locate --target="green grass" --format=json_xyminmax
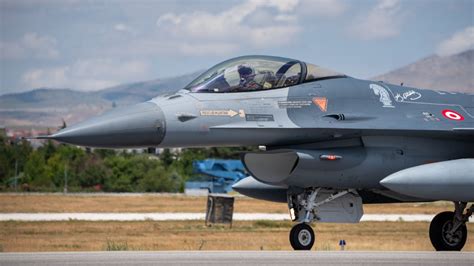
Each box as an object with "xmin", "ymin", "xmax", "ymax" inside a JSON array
[
  {"xmin": 104, "ymin": 239, "xmax": 129, "ymax": 251},
  {"xmin": 253, "ymin": 220, "xmax": 291, "ymax": 228}
]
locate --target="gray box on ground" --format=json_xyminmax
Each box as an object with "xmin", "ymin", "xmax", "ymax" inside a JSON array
[{"xmin": 205, "ymin": 194, "xmax": 234, "ymax": 226}]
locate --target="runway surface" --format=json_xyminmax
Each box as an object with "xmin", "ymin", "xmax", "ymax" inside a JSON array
[
  {"xmin": 2, "ymin": 213, "xmax": 472, "ymax": 222},
  {"xmin": 1, "ymin": 251, "xmax": 473, "ymax": 266}
]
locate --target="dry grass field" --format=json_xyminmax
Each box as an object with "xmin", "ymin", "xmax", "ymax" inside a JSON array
[
  {"xmin": 1, "ymin": 193, "xmax": 470, "ymax": 252},
  {"xmin": 0, "ymin": 193, "xmax": 453, "ymax": 214},
  {"xmin": 0, "ymin": 220, "xmax": 472, "ymax": 252}
]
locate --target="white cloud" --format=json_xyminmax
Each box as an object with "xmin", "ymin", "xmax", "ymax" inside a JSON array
[
  {"xmin": 263, "ymin": 0, "xmax": 300, "ymax": 12},
  {"xmin": 177, "ymin": 42, "xmax": 240, "ymax": 56},
  {"xmin": 0, "ymin": 33, "xmax": 59, "ymax": 60},
  {"xmin": 102, "ymin": 0, "xmax": 347, "ymax": 58},
  {"xmin": 157, "ymin": 13, "xmax": 182, "ymax": 25},
  {"xmin": 274, "ymin": 14, "xmax": 297, "ymax": 23},
  {"xmin": 155, "ymin": 0, "xmax": 302, "ymax": 55},
  {"xmin": 114, "ymin": 23, "xmax": 134, "ymax": 33},
  {"xmin": 21, "ymin": 58, "xmax": 151, "ymax": 91},
  {"xmin": 0, "ymin": 41, "xmax": 25, "ymax": 59},
  {"xmin": 299, "ymin": 0, "xmax": 347, "ymax": 17},
  {"xmin": 22, "ymin": 33, "xmax": 59, "ymax": 59},
  {"xmin": 348, "ymin": 0, "xmax": 403, "ymax": 40},
  {"xmin": 436, "ymin": 26, "xmax": 474, "ymax": 56}
]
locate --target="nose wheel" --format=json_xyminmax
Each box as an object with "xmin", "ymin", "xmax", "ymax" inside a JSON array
[
  {"xmin": 429, "ymin": 202, "xmax": 472, "ymax": 251},
  {"xmin": 289, "ymin": 223, "xmax": 315, "ymax": 250}
]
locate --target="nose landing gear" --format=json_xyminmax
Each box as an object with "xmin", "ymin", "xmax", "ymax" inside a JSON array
[
  {"xmin": 287, "ymin": 188, "xmax": 362, "ymax": 250},
  {"xmin": 289, "ymin": 223, "xmax": 315, "ymax": 250},
  {"xmin": 429, "ymin": 202, "xmax": 473, "ymax": 251}
]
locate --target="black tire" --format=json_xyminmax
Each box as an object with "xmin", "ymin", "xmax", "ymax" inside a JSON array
[
  {"xmin": 429, "ymin": 211, "xmax": 467, "ymax": 251},
  {"xmin": 289, "ymin": 223, "xmax": 315, "ymax": 250}
]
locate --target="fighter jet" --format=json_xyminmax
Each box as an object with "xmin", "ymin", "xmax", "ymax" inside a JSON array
[{"xmin": 39, "ymin": 55, "xmax": 473, "ymax": 251}]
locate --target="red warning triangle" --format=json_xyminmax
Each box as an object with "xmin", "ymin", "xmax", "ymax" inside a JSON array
[{"xmin": 312, "ymin": 97, "xmax": 327, "ymax": 112}]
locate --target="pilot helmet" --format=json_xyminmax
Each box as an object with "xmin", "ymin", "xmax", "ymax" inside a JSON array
[{"xmin": 238, "ymin": 64, "xmax": 254, "ymax": 77}]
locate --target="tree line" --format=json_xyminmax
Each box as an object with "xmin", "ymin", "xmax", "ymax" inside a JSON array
[{"xmin": 0, "ymin": 136, "xmax": 255, "ymax": 192}]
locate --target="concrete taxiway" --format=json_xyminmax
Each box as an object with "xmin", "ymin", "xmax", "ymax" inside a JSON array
[{"xmin": 1, "ymin": 251, "xmax": 473, "ymax": 266}]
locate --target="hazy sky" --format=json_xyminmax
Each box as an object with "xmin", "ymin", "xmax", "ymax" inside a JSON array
[{"xmin": 0, "ymin": 0, "xmax": 473, "ymax": 94}]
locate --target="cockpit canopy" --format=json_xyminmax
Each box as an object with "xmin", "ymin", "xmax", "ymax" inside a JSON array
[{"xmin": 184, "ymin": 55, "xmax": 345, "ymax": 93}]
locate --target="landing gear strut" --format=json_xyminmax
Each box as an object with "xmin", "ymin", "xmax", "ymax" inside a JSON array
[
  {"xmin": 429, "ymin": 202, "xmax": 473, "ymax": 251},
  {"xmin": 287, "ymin": 187, "xmax": 361, "ymax": 250}
]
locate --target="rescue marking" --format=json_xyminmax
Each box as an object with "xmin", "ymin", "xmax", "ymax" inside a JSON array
[
  {"xmin": 278, "ymin": 100, "xmax": 312, "ymax": 109},
  {"xmin": 442, "ymin": 110, "xmax": 464, "ymax": 121},
  {"xmin": 312, "ymin": 97, "xmax": 328, "ymax": 112},
  {"xmin": 200, "ymin": 109, "xmax": 243, "ymax": 117},
  {"xmin": 370, "ymin": 84, "xmax": 395, "ymax": 108}
]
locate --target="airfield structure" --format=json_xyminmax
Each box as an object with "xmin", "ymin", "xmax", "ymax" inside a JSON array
[{"xmin": 185, "ymin": 159, "xmax": 246, "ymax": 194}]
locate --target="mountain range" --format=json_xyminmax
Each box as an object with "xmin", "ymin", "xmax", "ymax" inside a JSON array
[
  {"xmin": 1, "ymin": 50, "xmax": 472, "ymax": 128},
  {"xmin": 372, "ymin": 49, "xmax": 473, "ymax": 93},
  {"xmin": 0, "ymin": 72, "xmax": 199, "ymax": 128}
]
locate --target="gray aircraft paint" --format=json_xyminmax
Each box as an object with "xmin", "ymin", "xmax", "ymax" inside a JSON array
[
  {"xmin": 47, "ymin": 102, "xmax": 165, "ymax": 148},
  {"xmin": 39, "ymin": 57, "xmax": 474, "ymax": 204},
  {"xmin": 151, "ymin": 76, "xmax": 473, "ymax": 201},
  {"xmin": 380, "ymin": 159, "xmax": 474, "ymax": 202},
  {"xmin": 150, "ymin": 76, "xmax": 474, "ymax": 148},
  {"xmin": 149, "ymin": 87, "xmax": 300, "ymax": 148}
]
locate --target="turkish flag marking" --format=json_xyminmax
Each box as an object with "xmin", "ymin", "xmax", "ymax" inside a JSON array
[{"xmin": 442, "ymin": 109, "xmax": 464, "ymax": 121}]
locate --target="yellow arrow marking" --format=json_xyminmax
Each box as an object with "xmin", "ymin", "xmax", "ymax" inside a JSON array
[{"xmin": 200, "ymin": 109, "xmax": 241, "ymax": 117}]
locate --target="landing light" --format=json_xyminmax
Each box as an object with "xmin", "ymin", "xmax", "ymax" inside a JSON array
[
  {"xmin": 320, "ymin": 154, "xmax": 342, "ymax": 161},
  {"xmin": 289, "ymin": 208, "xmax": 296, "ymax": 221}
]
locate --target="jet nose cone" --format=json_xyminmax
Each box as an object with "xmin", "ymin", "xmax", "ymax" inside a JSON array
[{"xmin": 51, "ymin": 102, "xmax": 165, "ymax": 148}]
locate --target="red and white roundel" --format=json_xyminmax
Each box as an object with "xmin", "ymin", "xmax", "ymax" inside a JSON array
[{"xmin": 441, "ymin": 109, "xmax": 464, "ymax": 121}]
